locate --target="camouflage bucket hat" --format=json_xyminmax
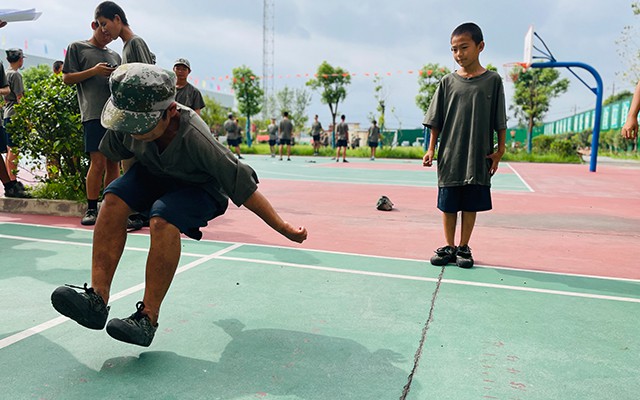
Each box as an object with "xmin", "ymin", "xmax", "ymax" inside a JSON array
[{"xmin": 101, "ymin": 63, "xmax": 176, "ymax": 134}]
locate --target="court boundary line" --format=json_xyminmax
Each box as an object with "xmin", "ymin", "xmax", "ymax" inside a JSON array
[
  {"xmin": 505, "ymin": 162, "xmax": 535, "ymax": 192},
  {"xmin": 218, "ymin": 255, "xmax": 640, "ymax": 304},
  {"xmin": 0, "ymin": 243, "xmax": 241, "ymax": 350},
  {"xmin": 1, "ymin": 222, "xmax": 639, "ymax": 283}
]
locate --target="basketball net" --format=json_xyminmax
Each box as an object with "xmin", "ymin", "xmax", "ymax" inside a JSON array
[{"xmin": 503, "ymin": 62, "xmax": 529, "ymax": 83}]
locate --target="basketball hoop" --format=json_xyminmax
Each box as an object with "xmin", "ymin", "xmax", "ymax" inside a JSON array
[{"xmin": 503, "ymin": 62, "xmax": 528, "ymax": 83}]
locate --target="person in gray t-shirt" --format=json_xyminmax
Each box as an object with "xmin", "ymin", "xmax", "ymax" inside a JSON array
[
  {"xmin": 50, "ymin": 63, "xmax": 307, "ymax": 347},
  {"xmin": 367, "ymin": 120, "xmax": 382, "ymax": 160},
  {"xmin": 63, "ymin": 21, "xmax": 122, "ymax": 225},
  {"xmin": 223, "ymin": 113, "xmax": 243, "ymax": 159},
  {"xmin": 267, "ymin": 118, "xmax": 278, "ymax": 157},
  {"xmin": 310, "ymin": 114, "xmax": 324, "ymax": 155},
  {"xmin": 173, "ymin": 58, "xmax": 205, "ymax": 115},
  {"xmin": 3, "ymin": 48, "xmax": 25, "ymax": 181},
  {"xmin": 278, "ymin": 111, "xmax": 294, "ymax": 161},
  {"xmin": 335, "ymin": 114, "xmax": 349, "ymax": 163}
]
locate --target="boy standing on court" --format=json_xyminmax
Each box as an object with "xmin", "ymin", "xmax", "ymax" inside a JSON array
[
  {"xmin": 50, "ymin": 63, "xmax": 307, "ymax": 347},
  {"xmin": 3, "ymin": 49, "xmax": 25, "ymax": 182},
  {"xmin": 367, "ymin": 120, "xmax": 381, "ymax": 160},
  {"xmin": 310, "ymin": 114, "xmax": 324, "ymax": 156},
  {"xmin": 173, "ymin": 58, "xmax": 205, "ymax": 115},
  {"xmin": 278, "ymin": 111, "xmax": 294, "ymax": 161},
  {"xmin": 335, "ymin": 114, "xmax": 349, "ymax": 163},
  {"xmin": 422, "ymin": 22, "xmax": 506, "ymax": 269},
  {"xmin": 63, "ymin": 21, "xmax": 121, "ymax": 225},
  {"xmin": 267, "ymin": 117, "xmax": 278, "ymax": 157}
]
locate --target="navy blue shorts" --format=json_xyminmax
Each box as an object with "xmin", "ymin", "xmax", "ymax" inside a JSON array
[
  {"xmin": 368, "ymin": 141, "xmax": 378, "ymax": 148},
  {"xmin": 83, "ymin": 119, "xmax": 108, "ymax": 153},
  {"xmin": 104, "ymin": 163, "xmax": 227, "ymax": 240},
  {"xmin": 437, "ymin": 184, "xmax": 492, "ymax": 213},
  {"xmin": 336, "ymin": 139, "xmax": 348, "ymax": 148},
  {"xmin": 280, "ymin": 138, "xmax": 291, "ymax": 145},
  {"xmin": 4, "ymin": 117, "xmax": 17, "ymax": 147},
  {"xmin": 268, "ymin": 139, "xmax": 276, "ymax": 146},
  {"xmin": 312, "ymin": 134, "xmax": 320, "ymax": 142},
  {"xmin": 0, "ymin": 123, "xmax": 6, "ymax": 153},
  {"xmin": 227, "ymin": 138, "xmax": 241, "ymax": 147}
]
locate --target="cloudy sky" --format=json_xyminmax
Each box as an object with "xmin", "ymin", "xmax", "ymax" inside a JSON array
[{"xmin": 2, "ymin": 1, "xmax": 638, "ymax": 129}]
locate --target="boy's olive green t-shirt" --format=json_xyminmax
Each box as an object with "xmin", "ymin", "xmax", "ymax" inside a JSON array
[{"xmin": 423, "ymin": 70, "xmax": 507, "ymax": 187}]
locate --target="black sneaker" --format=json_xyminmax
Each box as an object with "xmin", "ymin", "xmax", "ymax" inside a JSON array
[
  {"xmin": 4, "ymin": 181, "xmax": 30, "ymax": 198},
  {"xmin": 430, "ymin": 245, "xmax": 457, "ymax": 266},
  {"xmin": 456, "ymin": 245, "xmax": 474, "ymax": 268},
  {"xmin": 127, "ymin": 216, "xmax": 144, "ymax": 232},
  {"xmin": 106, "ymin": 301, "xmax": 157, "ymax": 347},
  {"xmin": 51, "ymin": 283, "xmax": 109, "ymax": 330},
  {"xmin": 81, "ymin": 209, "xmax": 98, "ymax": 226}
]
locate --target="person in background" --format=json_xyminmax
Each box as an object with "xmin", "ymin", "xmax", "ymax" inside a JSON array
[{"xmin": 173, "ymin": 58, "xmax": 205, "ymax": 115}]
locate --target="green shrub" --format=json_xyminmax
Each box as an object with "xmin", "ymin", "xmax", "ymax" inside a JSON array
[
  {"xmin": 8, "ymin": 73, "xmax": 87, "ymax": 200},
  {"xmin": 550, "ymin": 139, "xmax": 575, "ymax": 157},
  {"xmin": 532, "ymin": 135, "xmax": 555, "ymax": 153}
]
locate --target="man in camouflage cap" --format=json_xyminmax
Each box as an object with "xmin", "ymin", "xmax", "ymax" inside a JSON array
[{"xmin": 51, "ymin": 63, "xmax": 307, "ymax": 347}]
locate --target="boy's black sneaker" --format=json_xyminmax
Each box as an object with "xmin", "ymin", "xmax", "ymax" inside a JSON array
[
  {"xmin": 430, "ymin": 245, "xmax": 457, "ymax": 266},
  {"xmin": 81, "ymin": 209, "xmax": 98, "ymax": 226},
  {"xmin": 456, "ymin": 245, "xmax": 474, "ymax": 269},
  {"xmin": 4, "ymin": 181, "xmax": 30, "ymax": 198},
  {"xmin": 51, "ymin": 283, "xmax": 109, "ymax": 329},
  {"xmin": 106, "ymin": 301, "xmax": 157, "ymax": 347}
]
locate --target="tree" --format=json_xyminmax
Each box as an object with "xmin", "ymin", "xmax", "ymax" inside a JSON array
[
  {"xmin": 199, "ymin": 95, "xmax": 228, "ymax": 136},
  {"xmin": 510, "ymin": 66, "xmax": 570, "ymax": 152},
  {"xmin": 274, "ymin": 86, "xmax": 312, "ymax": 133},
  {"xmin": 231, "ymin": 65, "xmax": 263, "ymax": 146},
  {"xmin": 617, "ymin": 2, "xmax": 640, "ymax": 83},
  {"xmin": 604, "ymin": 90, "xmax": 633, "ymax": 105},
  {"xmin": 415, "ymin": 63, "xmax": 451, "ymax": 115},
  {"xmin": 373, "ymin": 76, "xmax": 389, "ymax": 135},
  {"xmin": 306, "ymin": 61, "xmax": 351, "ymax": 147}
]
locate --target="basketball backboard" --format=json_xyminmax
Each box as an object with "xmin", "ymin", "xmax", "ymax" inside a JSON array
[{"xmin": 524, "ymin": 25, "xmax": 534, "ymax": 68}]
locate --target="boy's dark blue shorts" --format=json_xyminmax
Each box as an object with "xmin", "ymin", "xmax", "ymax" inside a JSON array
[
  {"xmin": 268, "ymin": 139, "xmax": 276, "ymax": 146},
  {"xmin": 280, "ymin": 138, "xmax": 291, "ymax": 145},
  {"xmin": 437, "ymin": 184, "xmax": 492, "ymax": 213},
  {"xmin": 336, "ymin": 139, "xmax": 348, "ymax": 147},
  {"xmin": 104, "ymin": 163, "xmax": 227, "ymax": 240},
  {"xmin": 83, "ymin": 119, "xmax": 108, "ymax": 153},
  {"xmin": 368, "ymin": 141, "xmax": 378, "ymax": 148},
  {"xmin": 227, "ymin": 138, "xmax": 241, "ymax": 147}
]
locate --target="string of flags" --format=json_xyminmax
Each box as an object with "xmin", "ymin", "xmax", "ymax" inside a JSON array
[{"xmin": 187, "ymin": 68, "xmax": 448, "ymax": 93}]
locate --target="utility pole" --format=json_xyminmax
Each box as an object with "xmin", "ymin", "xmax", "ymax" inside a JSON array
[{"xmin": 262, "ymin": 0, "xmax": 275, "ymax": 119}]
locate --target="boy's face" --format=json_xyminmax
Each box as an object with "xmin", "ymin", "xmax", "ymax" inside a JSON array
[
  {"xmin": 96, "ymin": 15, "xmax": 121, "ymax": 40},
  {"xmin": 92, "ymin": 21, "xmax": 112, "ymax": 47},
  {"xmin": 173, "ymin": 65, "xmax": 190, "ymax": 81},
  {"xmin": 450, "ymin": 33, "xmax": 484, "ymax": 69}
]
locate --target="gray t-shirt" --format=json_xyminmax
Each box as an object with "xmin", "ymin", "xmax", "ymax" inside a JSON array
[
  {"xmin": 311, "ymin": 121, "xmax": 323, "ymax": 136},
  {"xmin": 122, "ymin": 35, "xmax": 155, "ymax": 64},
  {"xmin": 423, "ymin": 70, "xmax": 507, "ymax": 187},
  {"xmin": 336, "ymin": 121, "xmax": 349, "ymax": 140},
  {"xmin": 175, "ymin": 82, "xmax": 205, "ymax": 112},
  {"xmin": 267, "ymin": 123, "xmax": 278, "ymax": 140},
  {"xmin": 99, "ymin": 106, "xmax": 258, "ymax": 208},
  {"xmin": 367, "ymin": 126, "xmax": 381, "ymax": 143},
  {"xmin": 63, "ymin": 40, "xmax": 121, "ymax": 122},
  {"xmin": 279, "ymin": 118, "xmax": 293, "ymax": 140},
  {"xmin": 223, "ymin": 119, "xmax": 238, "ymax": 139},
  {"xmin": 3, "ymin": 67, "xmax": 23, "ymax": 119}
]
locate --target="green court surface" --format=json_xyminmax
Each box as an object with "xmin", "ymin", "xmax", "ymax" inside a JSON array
[
  {"xmin": 240, "ymin": 155, "xmax": 532, "ymax": 192},
  {"xmin": 1, "ymin": 223, "xmax": 638, "ymax": 399}
]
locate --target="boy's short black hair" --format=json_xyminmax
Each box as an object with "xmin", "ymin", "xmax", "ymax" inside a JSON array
[
  {"xmin": 95, "ymin": 1, "xmax": 129, "ymax": 25},
  {"xmin": 283, "ymin": 111, "xmax": 289, "ymax": 117},
  {"xmin": 451, "ymin": 22, "xmax": 483, "ymax": 45}
]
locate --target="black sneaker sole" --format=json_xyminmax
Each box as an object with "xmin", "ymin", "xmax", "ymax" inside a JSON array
[
  {"xmin": 456, "ymin": 258, "xmax": 474, "ymax": 269},
  {"xmin": 106, "ymin": 320, "xmax": 153, "ymax": 347},
  {"xmin": 51, "ymin": 287, "xmax": 107, "ymax": 330}
]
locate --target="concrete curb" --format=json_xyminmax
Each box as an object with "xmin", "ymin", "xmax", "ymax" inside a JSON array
[{"xmin": 0, "ymin": 197, "xmax": 85, "ymax": 217}]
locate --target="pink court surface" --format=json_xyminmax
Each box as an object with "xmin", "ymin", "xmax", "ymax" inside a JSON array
[{"xmin": 1, "ymin": 155, "xmax": 639, "ymax": 399}]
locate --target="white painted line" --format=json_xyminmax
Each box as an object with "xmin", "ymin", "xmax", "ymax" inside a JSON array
[
  {"xmin": 217, "ymin": 255, "xmax": 640, "ymax": 304},
  {"xmin": 0, "ymin": 243, "xmax": 241, "ymax": 350},
  {"xmin": 505, "ymin": 162, "xmax": 535, "ymax": 192}
]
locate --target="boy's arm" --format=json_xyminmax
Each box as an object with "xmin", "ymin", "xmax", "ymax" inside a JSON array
[
  {"xmin": 422, "ymin": 127, "xmax": 440, "ymax": 167},
  {"xmin": 63, "ymin": 63, "xmax": 115, "ymax": 85},
  {"xmin": 242, "ymin": 190, "xmax": 308, "ymax": 243},
  {"xmin": 486, "ymin": 128, "xmax": 506, "ymax": 175},
  {"xmin": 622, "ymin": 80, "xmax": 640, "ymax": 140}
]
